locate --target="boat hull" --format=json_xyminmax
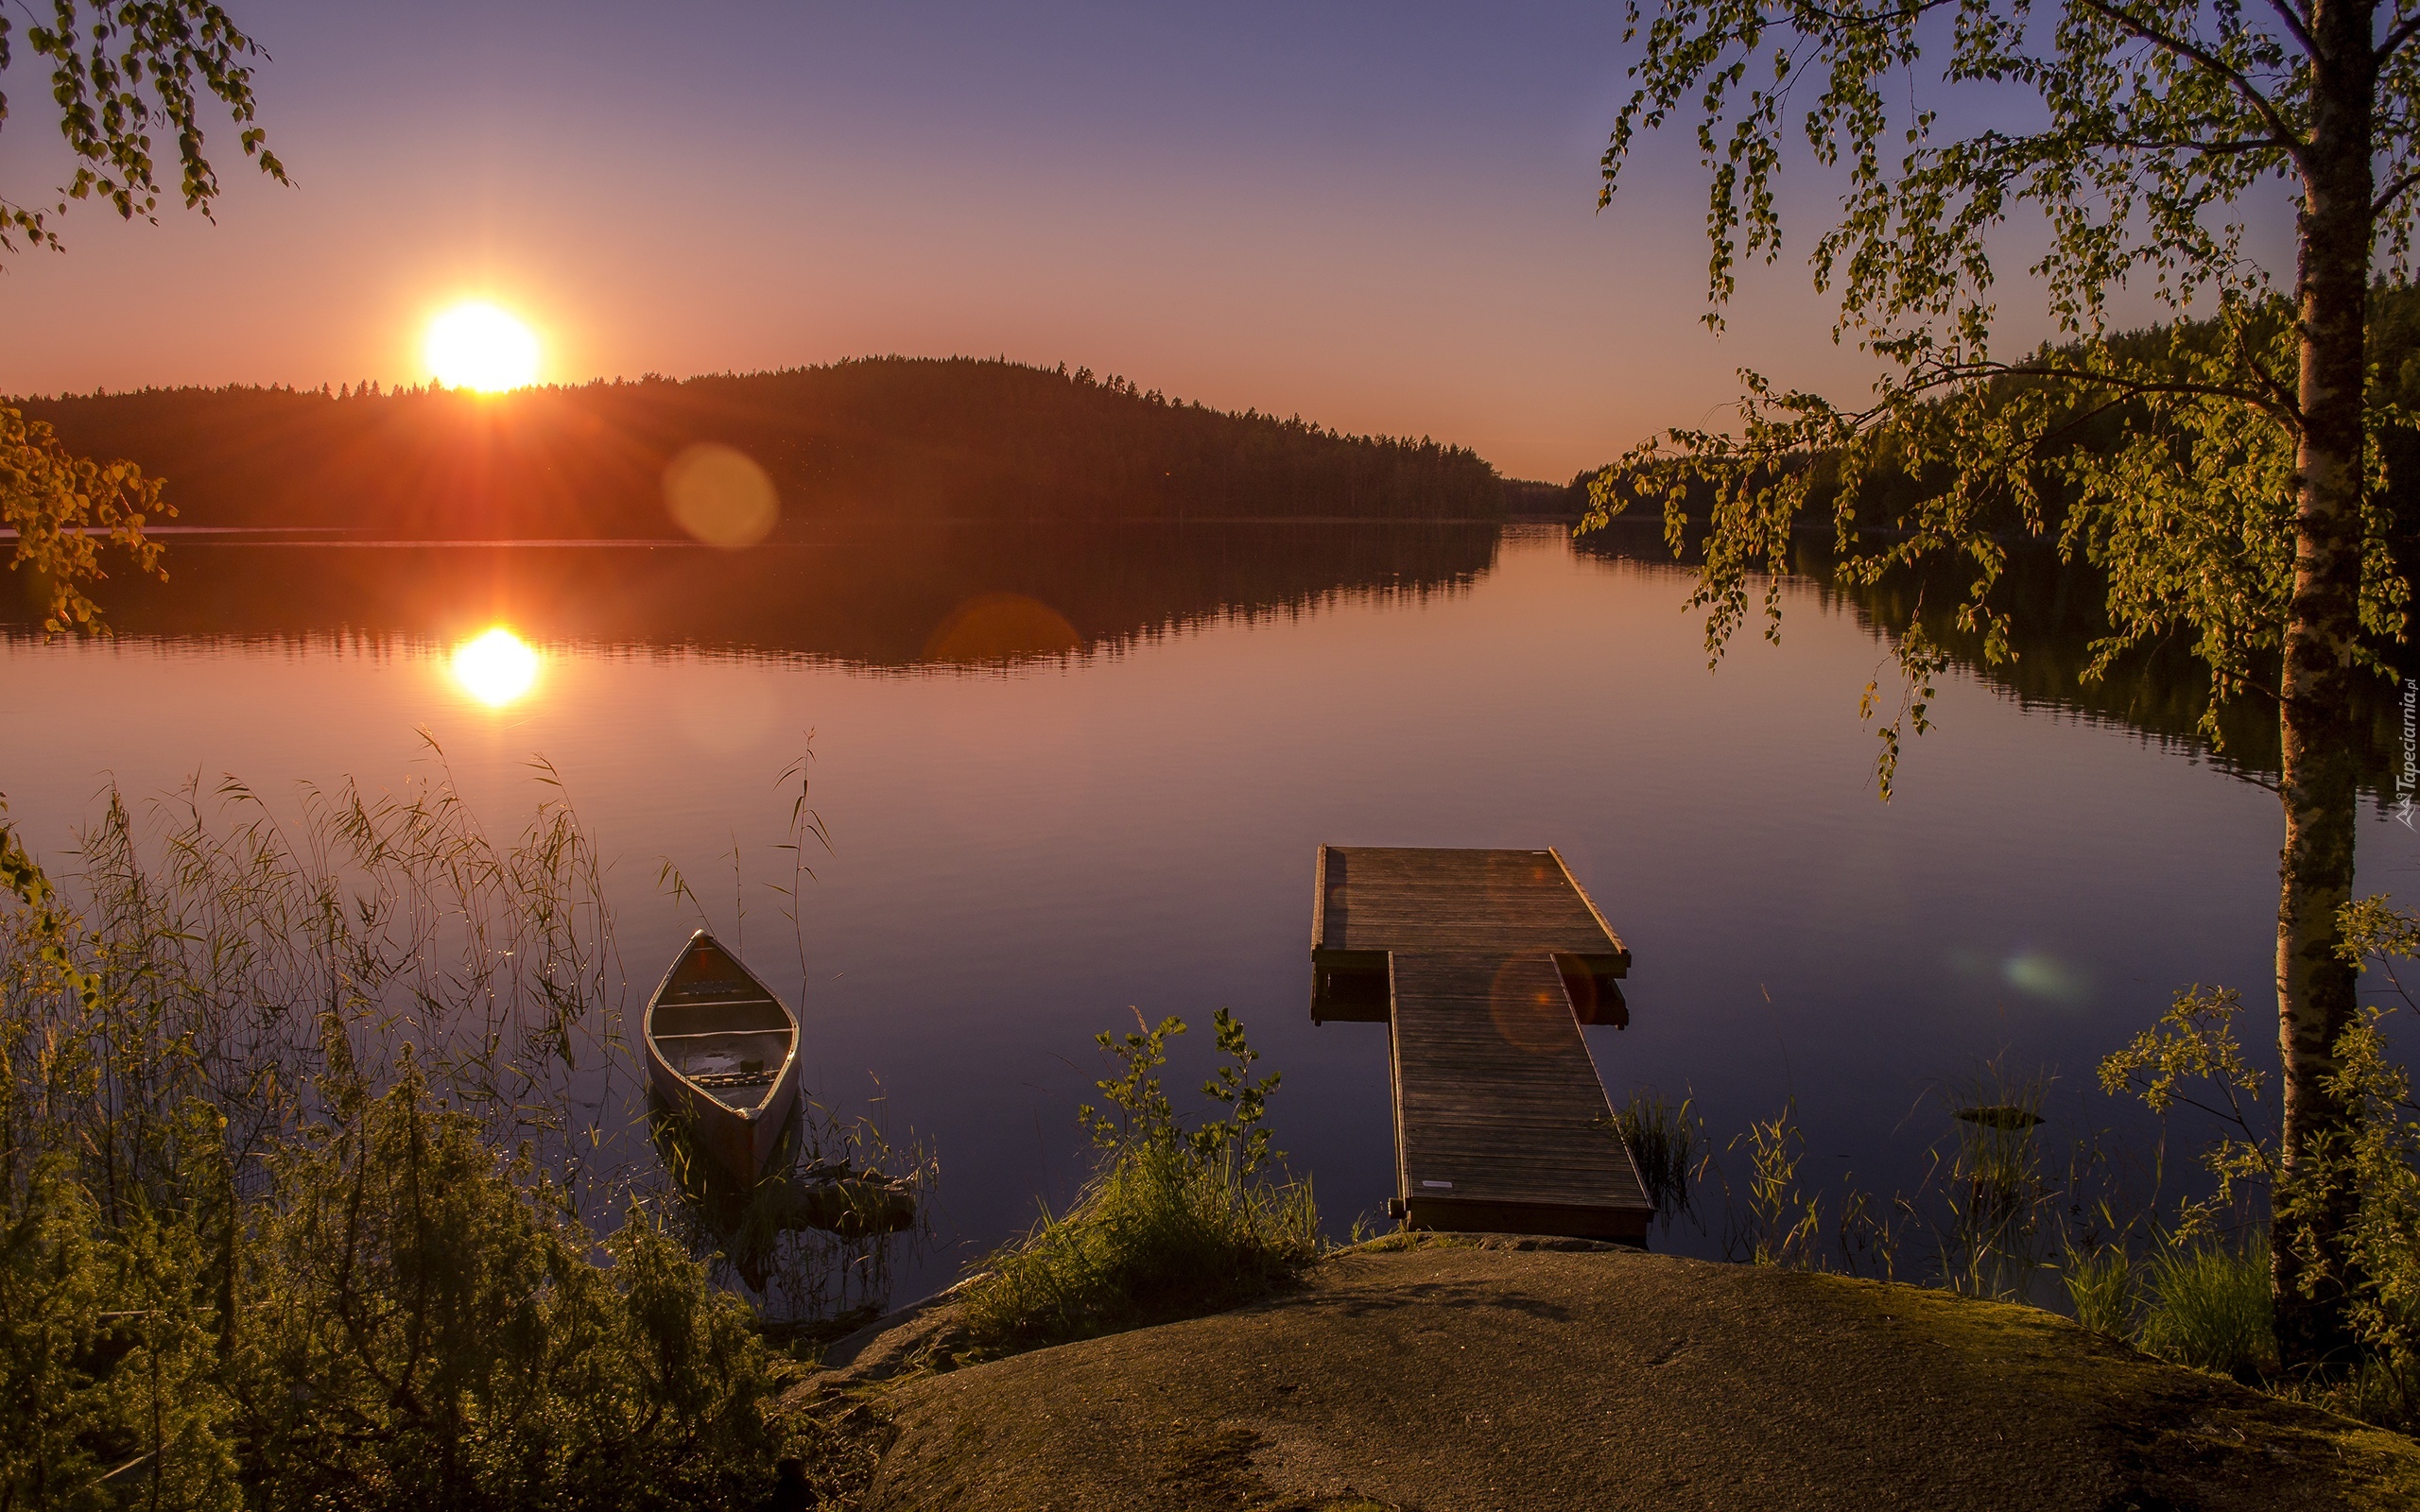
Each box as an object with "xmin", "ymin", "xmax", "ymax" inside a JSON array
[
  {"xmin": 644, "ymin": 931, "xmax": 804, "ymax": 1185},
  {"xmin": 646, "ymin": 1046, "xmax": 802, "ymax": 1183}
]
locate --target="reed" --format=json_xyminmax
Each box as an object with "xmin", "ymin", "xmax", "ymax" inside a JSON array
[
  {"xmin": 0, "ymin": 755, "xmax": 903, "ymax": 1508},
  {"xmin": 1933, "ymin": 1060, "xmax": 2056, "ymax": 1302},
  {"xmin": 1612, "ymin": 1089, "xmax": 1703, "ymax": 1232},
  {"xmin": 1733, "ymin": 1102, "xmax": 1824, "ymax": 1268}
]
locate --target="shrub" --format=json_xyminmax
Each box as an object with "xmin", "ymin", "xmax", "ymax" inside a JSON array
[
  {"xmin": 2099, "ymin": 902, "xmax": 2420, "ymax": 1423},
  {"xmin": 233, "ymin": 1077, "xmax": 778, "ymax": 1512},
  {"xmin": 958, "ymin": 1009, "xmax": 1320, "ymax": 1355},
  {"xmin": 0, "ymin": 790, "xmax": 804, "ymax": 1511},
  {"xmin": 0, "ymin": 1157, "xmax": 237, "ymax": 1512}
]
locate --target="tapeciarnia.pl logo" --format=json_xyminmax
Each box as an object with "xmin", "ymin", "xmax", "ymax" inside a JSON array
[{"xmin": 2397, "ymin": 679, "xmax": 2417, "ymax": 829}]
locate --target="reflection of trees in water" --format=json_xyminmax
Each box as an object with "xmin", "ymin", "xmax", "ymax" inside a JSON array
[
  {"xmin": 1577, "ymin": 517, "xmax": 2404, "ymax": 792},
  {"xmin": 3, "ymin": 522, "xmax": 1501, "ymax": 666}
]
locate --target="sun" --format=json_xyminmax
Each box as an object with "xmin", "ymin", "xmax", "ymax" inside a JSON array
[
  {"xmin": 425, "ymin": 302, "xmax": 541, "ymax": 391},
  {"xmin": 451, "ymin": 627, "xmax": 541, "ymax": 706}
]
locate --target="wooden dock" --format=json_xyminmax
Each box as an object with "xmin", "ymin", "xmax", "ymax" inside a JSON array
[{"xmin": 1310, "ymin": 846, "xmax": 1652, "ymax": 1244}]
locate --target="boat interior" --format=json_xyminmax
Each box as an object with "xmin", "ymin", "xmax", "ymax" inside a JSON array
[{"xmin": 652, "ymin": 944, "xmax": 794, "ymax": 1111}]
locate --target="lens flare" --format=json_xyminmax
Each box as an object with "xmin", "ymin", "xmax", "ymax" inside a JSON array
[
  {"xmin": 425, "ymin": 302, "xmax": 541, "ymax": 391},
  {"xmin": 663, "ymin": 441, "xmax": 780, "ymax": 548},
  {"xmin": 452, "ymin": 627, "xmax": 541, "ymax": 706}
]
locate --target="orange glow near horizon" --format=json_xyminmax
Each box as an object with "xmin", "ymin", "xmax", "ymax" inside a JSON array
[
  {"xmin": 425, "ymin": 302, "xmax": 542, "ymax": 391},
  {"xmin": 451, "ymin": 627, "xmax": 542, "ymax": 706}
]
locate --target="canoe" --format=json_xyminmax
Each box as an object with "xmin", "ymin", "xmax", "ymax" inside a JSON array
[{"xmin": 644, "ymin": 930, "xmax": 804, "ymax": 1182}]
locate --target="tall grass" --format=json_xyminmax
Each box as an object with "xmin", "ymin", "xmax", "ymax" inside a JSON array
[
  {"xmin": 958, "ymin": 1137, "xmax": 1322, "ymax": 1353},
  {"xmin": 2136, "ymin": 1237, "xmax": 2277, "ymax": 1380},
  {"xmin": 1735, "ymin": 1103, "xmax": 1825, "ymax": 1268},
  {"xmin": 0, "ymin": 755, "xmax": 908, "ymax": 1508},
  {"xmin": 957, "ymin": 1009, "xmax": 1321, "ymax": 1357},
  {"xmin": 13, "ymin": 756, "xmax": 625, "ymax": 1205},
  {"xmin": 2064, "ymin": 1243, "xmax": 2135, "ymax": 1336}
]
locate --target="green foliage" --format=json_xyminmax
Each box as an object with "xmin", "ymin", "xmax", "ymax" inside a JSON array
[
  {"xmin": 2289, "ymin": 896, "xmax": 2420, "ymax": 1424},
  {"xmin": 1, "ymin": 1, "xmax": 286, "ymax": 258},
  {"xmin": 963, "ymin": 1010, "xmax": 1319, "ymax": 1356},
  {"xmin": 1, "ymin": 2, "xmax": 288, "ymax": 636},
  {"xmin": 2100, "ymin": 984, "xmax": 2279, "ymax": 1214},
  {"xmin": 1079, "ymin": 1007, "xmax": 1283, "ymax": 1179},
  {"xmin": 1, "ymin": 405, "xmax": 171, "ymax": 632},
  {"xmin": 234, "ymin": 1079, "xmax": 775, "ymax": 1512},
  {"xmin": 0, "ymin": 1079, "xmax": 786, "ymax": 1512},
  {"xmin": 0, "ymin": 1155, "xmax": 237, "ymax": 1512},
  {"xmin": 1589, "ymin": 1, "xmax": 2409, "ymax": 784},
  {"xmin": 1596, "ymin": 0, "xmax": 2400, "ymax": 1357},
  {"xmin": 1195, "ymin": 1007, "xmax": 1281, "ymax": 1177},
  {"xmin": 1077, "ymin": 1012, "xmax": 1186, "ymax": 1155},
  {"xmin": 2091, "ymin": 898, "xmax": 2420, "ymax": 1422}
]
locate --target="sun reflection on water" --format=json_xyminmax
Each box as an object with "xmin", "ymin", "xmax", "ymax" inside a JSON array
[{"xmin": 451, "ymin": 627, "xmax": 541, "ymax": 707}]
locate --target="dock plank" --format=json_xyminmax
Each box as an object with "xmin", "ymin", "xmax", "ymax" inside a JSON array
[{"xmin": 1312, "ymin": 847, "xmax": 1652, "ymax": 1245}]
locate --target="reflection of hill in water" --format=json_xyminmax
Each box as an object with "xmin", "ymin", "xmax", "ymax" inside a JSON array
[
  {"xmin": 1577, "ymin": 518, "xmax": 2405, "ymax": 792},
  {"xmin": 7, "ymin": 523, "xmax": 1500, "ymax": 667}
]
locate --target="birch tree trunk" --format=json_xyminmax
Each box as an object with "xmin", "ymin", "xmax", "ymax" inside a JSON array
[{"xmin": 2273, "ymin": 0, "xmax": 2377, "ymax": 1369}]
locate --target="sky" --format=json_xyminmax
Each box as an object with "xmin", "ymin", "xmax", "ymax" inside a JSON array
[{"xmin": 0, "ymin": 1, "xmax": 2188, "ymax": 480}]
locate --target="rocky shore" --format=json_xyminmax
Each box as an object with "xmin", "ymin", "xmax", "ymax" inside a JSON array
[{"xmin": 796, "ymin": 1237, "xmax": 2420, "ymax": 1511}]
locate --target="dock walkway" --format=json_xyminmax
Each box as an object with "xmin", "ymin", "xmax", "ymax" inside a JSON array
[{"xmin": 1310, "ymin": 846, "xmax": 1652, "ymax": 1243}]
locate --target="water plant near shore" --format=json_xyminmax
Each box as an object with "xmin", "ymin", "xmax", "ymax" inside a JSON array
[
  {"xmin": 957, "ymin": 1008, "xmax": 1320, "ymax": 1356},
  {"xmin": 1616, "ymin": 894, "xmax": 2420, "ymax": 1434},
  {"xmin": 0, "ymin": 759, "xmax": 913, "ymax": 1507},
  {"xmin": 1612, "ymin": 1089, "xmax": 1703, "ymax": 1234}
]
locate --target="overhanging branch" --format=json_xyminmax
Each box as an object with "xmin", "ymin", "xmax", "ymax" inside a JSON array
[
  {"xmin": 2074, "ymin": 0, "xmax": 2309, "ymax": 164},
  {"xmin": 2376, "ymin": 165, "xmax": 2420, "ymax": 215},
  {"xmin": 2262, "ymin": 0, "xmax": 2319, "ymax": 57},
  {"xmin": 1911, "ymin": 357, "xmax": 2306, "ymax": 429}
]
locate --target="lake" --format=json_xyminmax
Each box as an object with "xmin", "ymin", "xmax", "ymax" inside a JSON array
[{"xmin": 2, "ymin": 521, "xmax": 2409, "ymax": 1303}]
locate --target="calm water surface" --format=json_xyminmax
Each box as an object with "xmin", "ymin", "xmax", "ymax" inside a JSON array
[{"xmin": 3, "ymin": 524, "xmax": 2411, "ymax": 1297}]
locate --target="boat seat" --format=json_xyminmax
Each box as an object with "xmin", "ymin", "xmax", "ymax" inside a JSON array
[{"xmin": 692, "ymin": 1069, "xmax": 781, "ymax": 1089}]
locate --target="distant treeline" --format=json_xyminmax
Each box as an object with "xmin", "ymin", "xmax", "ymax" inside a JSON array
[{"xmin": 12, "ymin": 358, "xmax": 1508, "ymax": 536}]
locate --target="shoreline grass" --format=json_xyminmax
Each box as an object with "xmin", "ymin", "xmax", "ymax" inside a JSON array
[
  {"xmin": 0, "ymin": 763, "xmax": 913, "ymax": 1509},
  {"xmin": 955, "ymin": 1008, "xmax": 1322, "ymax": 1360}
]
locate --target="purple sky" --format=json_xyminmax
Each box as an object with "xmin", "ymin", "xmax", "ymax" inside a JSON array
[{"xmin": 1, "ymin": 1, "xmax": 2152, "ymax": 479}]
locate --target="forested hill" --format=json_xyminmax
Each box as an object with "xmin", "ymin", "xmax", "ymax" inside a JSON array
[{"xmin": 12, "ymin": 358, "xmax": 1505, "ymax": 536}]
